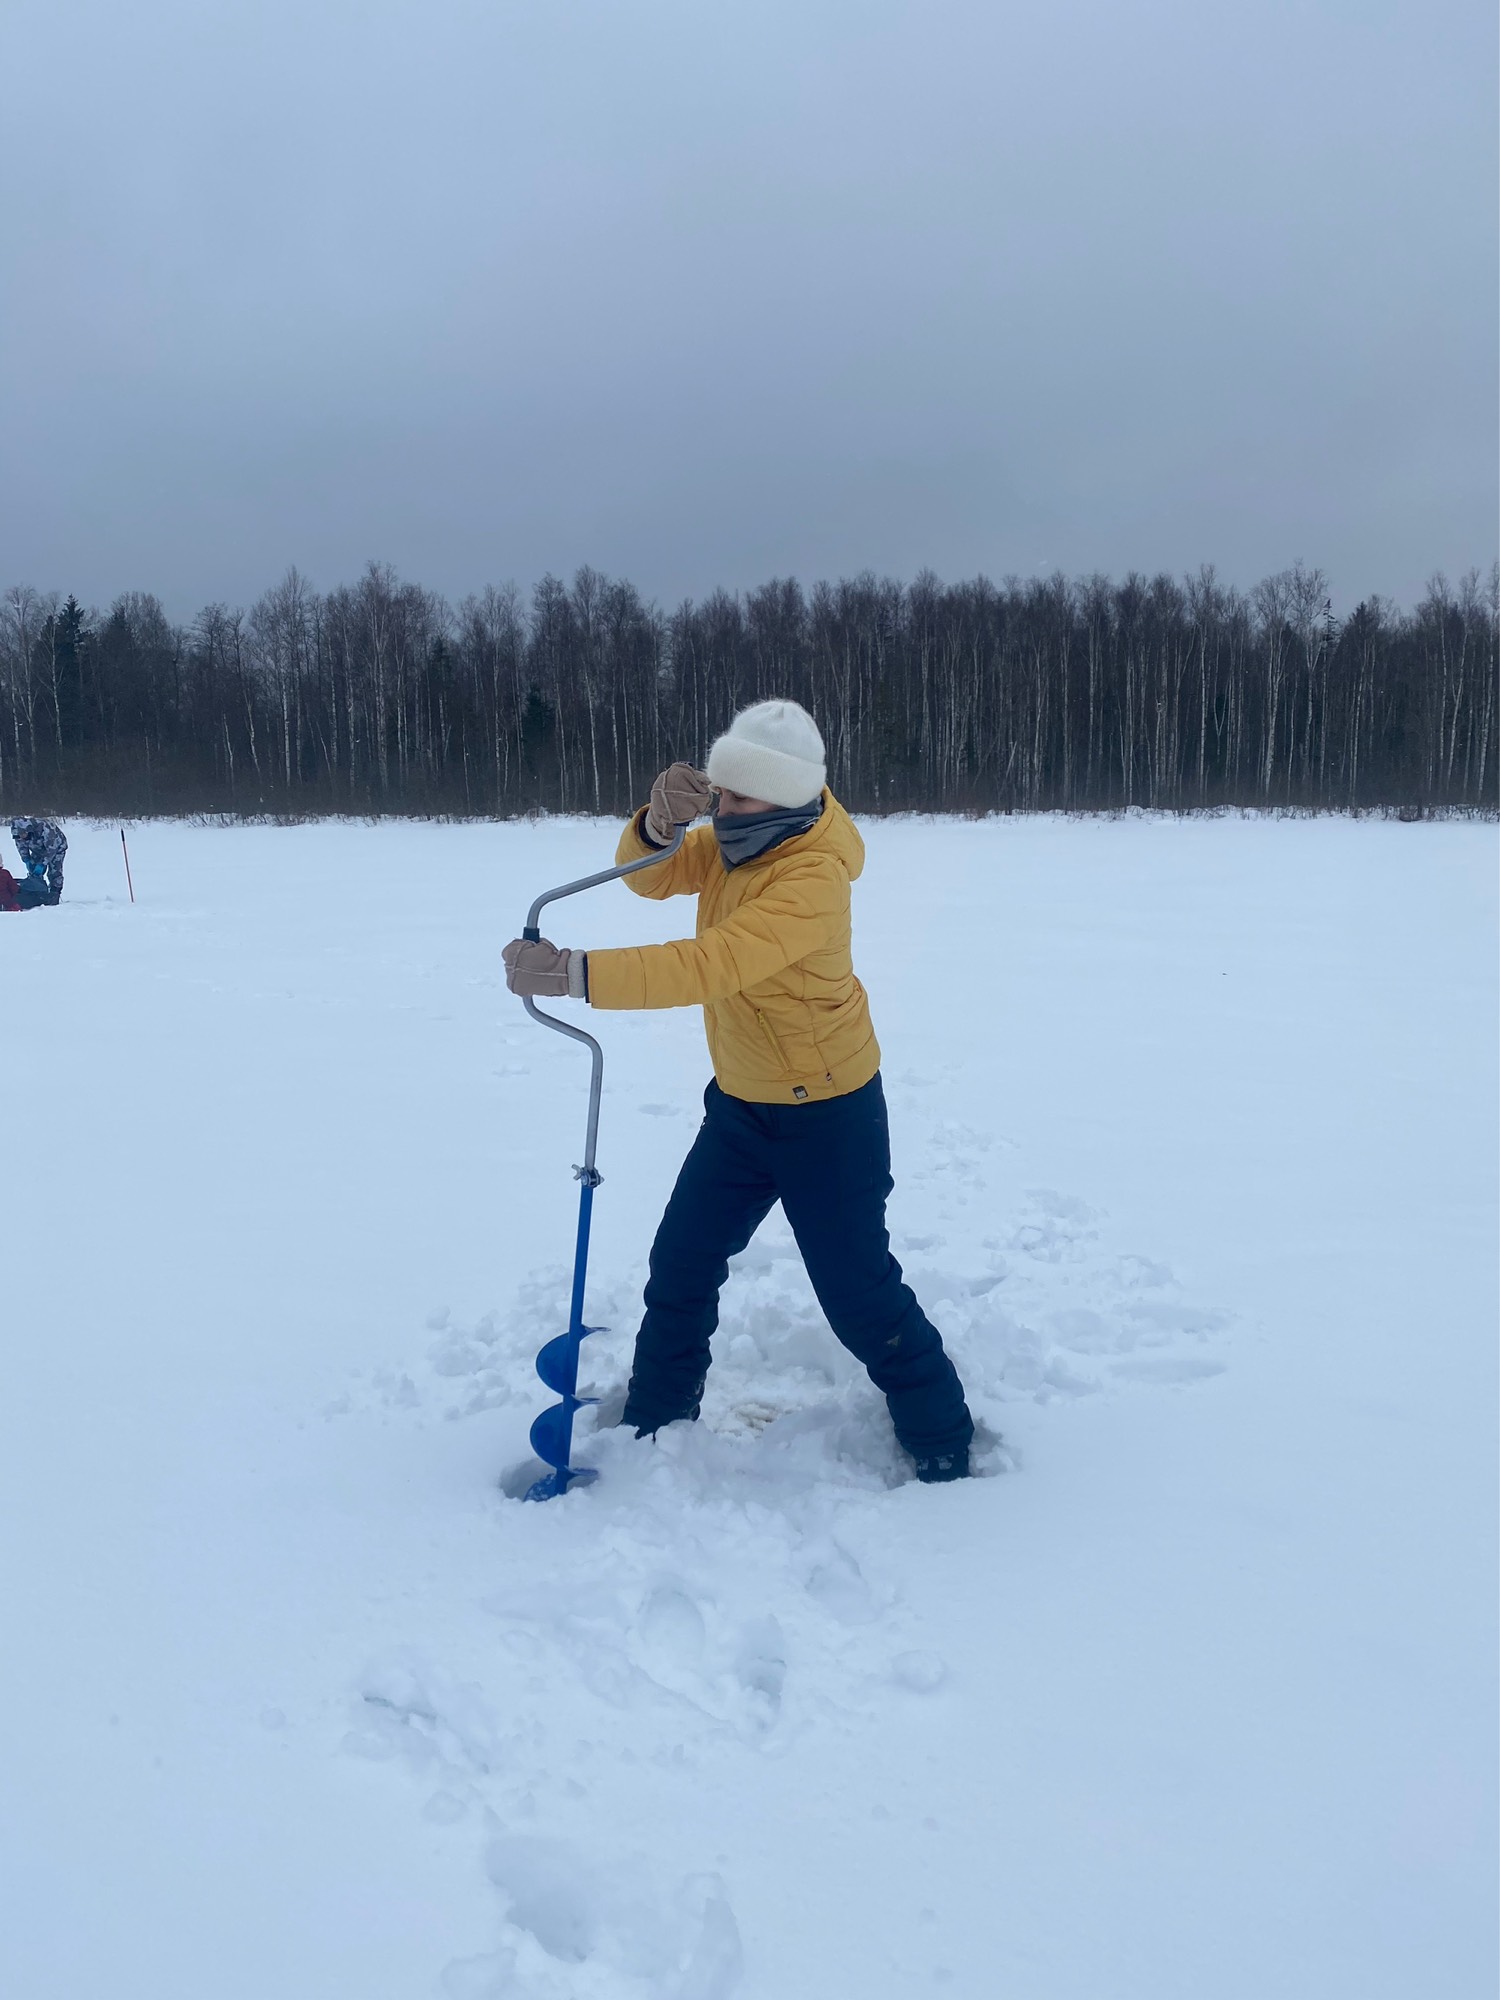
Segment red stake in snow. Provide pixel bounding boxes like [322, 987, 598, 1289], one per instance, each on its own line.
[120, 827, 135, 904]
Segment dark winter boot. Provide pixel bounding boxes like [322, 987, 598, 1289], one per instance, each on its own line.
[621, 1374, 705, 1440]
[913, 1445, 970, 1484]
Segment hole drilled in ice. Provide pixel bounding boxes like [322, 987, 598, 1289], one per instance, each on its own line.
[497, 1456, 551, 1500]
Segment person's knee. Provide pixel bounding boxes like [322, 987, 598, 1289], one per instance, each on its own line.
[647, 1227, 731, 1286]
[803, 1248, 909, 1331]
[642, 1276, 725, 1327]
[823, 1282, 953, 1375]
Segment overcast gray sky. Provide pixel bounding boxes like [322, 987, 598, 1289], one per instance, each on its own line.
[2, 0, 1494, 618]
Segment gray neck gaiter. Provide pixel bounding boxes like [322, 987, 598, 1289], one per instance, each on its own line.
[713, 795, 824, 870]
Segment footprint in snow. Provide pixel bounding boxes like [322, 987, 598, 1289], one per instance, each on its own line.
[635, 1585, 707, 1668]
[891, 1650, 948, 1694]
[628, 1586, 789, 1739]
[448, 1838, 744, 2000]
[734, 1615, 787, 1726]
[802, 1546, 878, 1625]
[1109, 1356, 1228, 1386]
[1125, 1299, 1233, 1338]
[346, 1650, 504, 1782]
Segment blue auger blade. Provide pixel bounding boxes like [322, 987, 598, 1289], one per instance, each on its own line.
[523, 1465, 599, 1502]
[535, 1335, 575, 1397]
[535, 1328, 603, 1398]
[524, 1395, 600, 1501]
[529, 1402, 576, 1467]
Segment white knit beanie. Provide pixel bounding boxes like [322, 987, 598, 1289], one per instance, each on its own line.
[706, 699, 827, 809]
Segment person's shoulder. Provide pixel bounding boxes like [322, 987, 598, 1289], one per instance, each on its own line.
[757, 846, 847, 900]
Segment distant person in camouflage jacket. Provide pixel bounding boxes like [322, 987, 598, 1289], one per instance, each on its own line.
[9, 817, 67, 906]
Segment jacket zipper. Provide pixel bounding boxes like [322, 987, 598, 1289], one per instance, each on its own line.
[754, 1009, 790, 1074]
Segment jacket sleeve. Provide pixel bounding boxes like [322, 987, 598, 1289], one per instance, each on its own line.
[588, 856, 843, 1010]
[615, 809, 716, 900]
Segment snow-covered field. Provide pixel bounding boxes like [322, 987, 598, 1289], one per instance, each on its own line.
[3, 813, 1495, 2000]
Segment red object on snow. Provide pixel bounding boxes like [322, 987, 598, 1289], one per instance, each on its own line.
[0, 867, 20, 913]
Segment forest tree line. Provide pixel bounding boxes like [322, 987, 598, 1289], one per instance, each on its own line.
[0, 560, 1494, 817]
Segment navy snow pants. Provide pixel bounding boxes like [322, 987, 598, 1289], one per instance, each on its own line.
[625, 1074, 974, 1462]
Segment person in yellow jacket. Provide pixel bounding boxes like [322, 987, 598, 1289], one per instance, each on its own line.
[503, 699, 974, 1481]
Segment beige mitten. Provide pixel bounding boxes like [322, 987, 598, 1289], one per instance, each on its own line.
[502, 938, 587, 999]
[645, 762, 712, 843]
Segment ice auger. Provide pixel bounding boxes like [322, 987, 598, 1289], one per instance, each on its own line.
[516, 821, 687, 1500]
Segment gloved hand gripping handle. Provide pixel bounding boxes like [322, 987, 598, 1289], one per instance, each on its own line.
[516, 821, 688, 1501]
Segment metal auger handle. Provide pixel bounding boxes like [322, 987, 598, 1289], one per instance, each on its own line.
[518, 821, 686, 1182]
[521, 818, 687, 942]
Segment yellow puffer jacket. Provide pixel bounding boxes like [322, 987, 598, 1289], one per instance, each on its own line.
[585, 791, 881, 1104]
